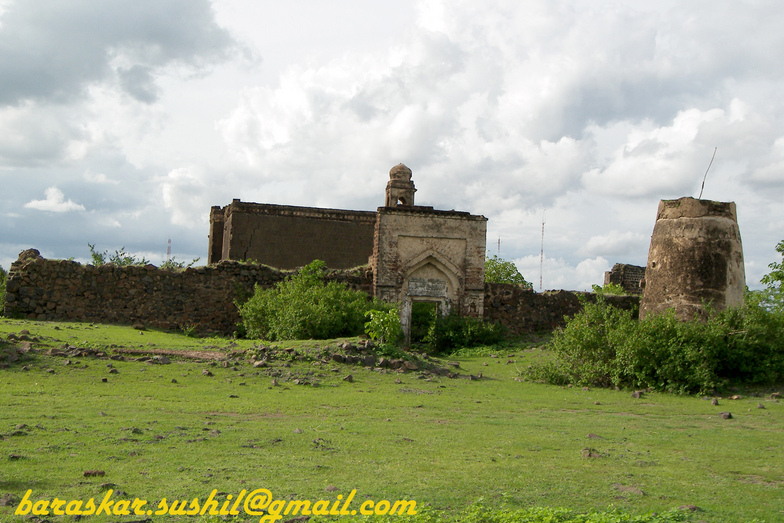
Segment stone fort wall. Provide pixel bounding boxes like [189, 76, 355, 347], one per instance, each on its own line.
[3, 250, 371, 335]
[3, 250, 639, 336]
[603, 263, 646, 295]
[209, 200, 377, 270]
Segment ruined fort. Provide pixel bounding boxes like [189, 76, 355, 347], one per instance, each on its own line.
[3, 165, 745, 334]
[2, 164, 637, 336]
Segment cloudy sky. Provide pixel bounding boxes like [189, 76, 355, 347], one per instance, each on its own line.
[1, 0, 783, 291]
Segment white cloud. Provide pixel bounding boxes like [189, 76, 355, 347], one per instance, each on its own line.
[580, 230, 649, 258]
[24, 187, 86, 212]
[515, 254, 611, 292]
[160, 167, 212, 227]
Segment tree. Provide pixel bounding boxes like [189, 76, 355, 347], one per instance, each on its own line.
[761, 240, 784, 310]
[484, 255, 532, 288]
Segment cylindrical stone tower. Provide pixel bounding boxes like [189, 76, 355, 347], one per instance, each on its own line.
[639, 197, 746, 321]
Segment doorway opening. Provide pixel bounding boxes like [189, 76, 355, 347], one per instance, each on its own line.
[410, 301, 440, 347]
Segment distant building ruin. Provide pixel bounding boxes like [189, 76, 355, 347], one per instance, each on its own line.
[603, 263, 645, 295]
[208, 201, 376, 269]
[639, 197, 746, 320]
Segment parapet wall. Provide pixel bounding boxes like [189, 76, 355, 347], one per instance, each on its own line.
[3, 250, 639, 337]
[3, 250, 372, 335]
[484, 283, 639, 335]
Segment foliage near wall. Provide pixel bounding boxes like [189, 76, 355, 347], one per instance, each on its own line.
[523, 295, 784, 394]
[238, 260, 393, 340]
[3, 250, 371, 335]
[0, 265, 6, 313]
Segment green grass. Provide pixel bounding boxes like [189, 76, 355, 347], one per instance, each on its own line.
[1, 318, 782, 522]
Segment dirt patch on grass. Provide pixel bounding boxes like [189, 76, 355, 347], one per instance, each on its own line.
[736, 475, 784, 486]
[113, 347, 228, 361]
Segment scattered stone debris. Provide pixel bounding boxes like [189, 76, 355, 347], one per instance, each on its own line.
[581, 448, 602, 459]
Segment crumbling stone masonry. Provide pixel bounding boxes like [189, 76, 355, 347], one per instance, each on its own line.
[603, 263, 645, 295]
[639, 197, 746, 320]
[484, 284, 639, 335]
[3, 249, 631, 336]
[3, 249, 371, 335]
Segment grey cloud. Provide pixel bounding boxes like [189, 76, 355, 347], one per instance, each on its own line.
[117, 66, 159, 103]
[0, 0, 238, 106]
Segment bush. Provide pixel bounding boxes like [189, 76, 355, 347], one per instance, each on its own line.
[364, 308, 403, 345]
[524, 295, 784, 394]
[424, 309, 505, 354]
[591, 282, 626, 295]
[0, 265, 6, 315]
[238, 260, 394, 341]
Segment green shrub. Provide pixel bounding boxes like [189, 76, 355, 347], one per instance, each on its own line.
[524, 295, 784, 394]
[0, 265, 6, 315]
[424, 309, 505, 354]
[364, 308, 403, 345]
[591, 282, 626, 295]
[238, 260, 393, 341]
[160, 256, 200, 269]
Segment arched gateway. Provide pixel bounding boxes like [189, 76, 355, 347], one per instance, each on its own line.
[372, 165, 487, 345]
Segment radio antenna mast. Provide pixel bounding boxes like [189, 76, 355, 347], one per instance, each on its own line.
[698, 147, 717, 199]
[539, 211, 546, 292]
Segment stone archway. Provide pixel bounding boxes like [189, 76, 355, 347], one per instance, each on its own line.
[399, 253, 460, 346]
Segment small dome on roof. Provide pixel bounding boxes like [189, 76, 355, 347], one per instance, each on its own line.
[389, 163, 412, 181]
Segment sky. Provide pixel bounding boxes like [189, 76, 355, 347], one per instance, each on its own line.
[1, 0, 783, 291]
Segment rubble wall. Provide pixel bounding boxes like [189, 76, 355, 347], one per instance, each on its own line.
[4, 250, 639, 337]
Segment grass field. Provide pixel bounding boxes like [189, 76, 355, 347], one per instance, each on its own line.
[1, 317, 782, 522]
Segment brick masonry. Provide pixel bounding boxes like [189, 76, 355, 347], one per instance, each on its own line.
[208, 200, 377, 270]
